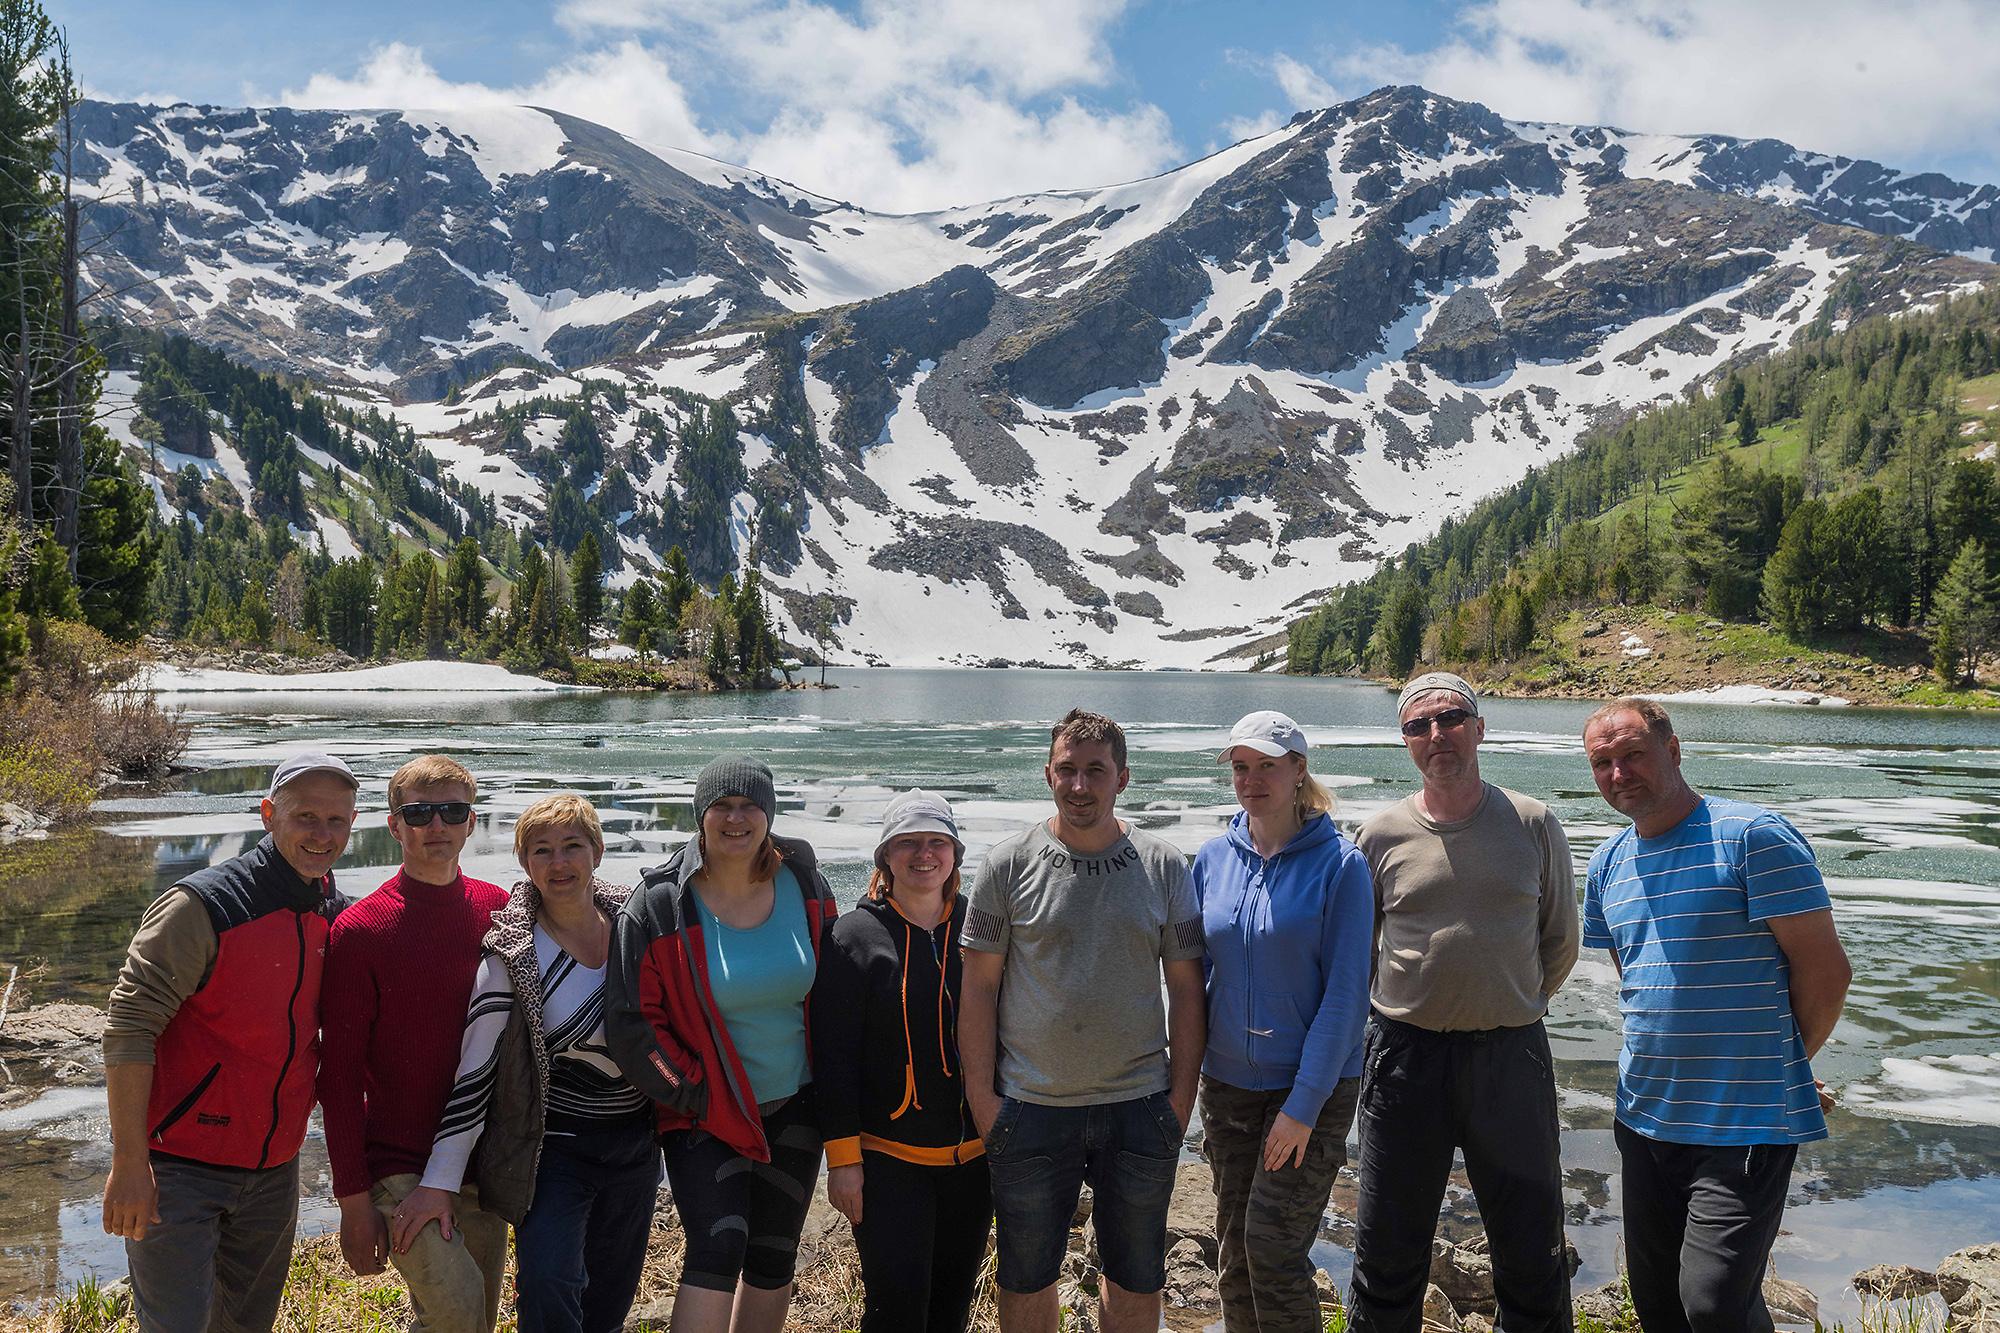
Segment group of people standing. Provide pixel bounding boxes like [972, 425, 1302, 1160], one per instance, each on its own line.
[100, 673, 1850, 1333]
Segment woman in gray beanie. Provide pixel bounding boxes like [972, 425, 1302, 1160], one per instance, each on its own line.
[810, 790, 991, 1332]
[603, 756, 838, 1333]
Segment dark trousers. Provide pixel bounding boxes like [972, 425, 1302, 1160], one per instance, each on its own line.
[1202, 1075, 1362, 1333]
[1615, 1120, 1797, 1333]
[514, 1119, 660, 1333]
[1348, 1014, 1571, 1333]
[852, 1151, 992, 1333]
[125, 1155, 299, 1333]
[661, 1087, 824, 1292]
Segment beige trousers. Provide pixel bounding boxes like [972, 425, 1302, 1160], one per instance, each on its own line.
[369, 1172, 510, 1332]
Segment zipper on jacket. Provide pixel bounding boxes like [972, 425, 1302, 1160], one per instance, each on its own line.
[257, 912, 308, 1169]
[151, 1062, 222, 1141]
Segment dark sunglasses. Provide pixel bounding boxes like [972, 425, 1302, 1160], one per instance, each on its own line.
[1400, 708, 1473, 739]
[396, 801, 474, 827]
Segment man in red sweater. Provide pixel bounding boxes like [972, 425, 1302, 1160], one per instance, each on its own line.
[320, 754, 510, 1332]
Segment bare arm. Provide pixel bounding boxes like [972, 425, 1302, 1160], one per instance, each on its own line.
[102, 1063, 160, 1239]
[1163, 956, 1206, 1132]
[1766, 908, 1850, 1057]
[959, 948, 1004, 1139]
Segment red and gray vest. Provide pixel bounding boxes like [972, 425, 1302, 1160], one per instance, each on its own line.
[147, 836, 343, 1169]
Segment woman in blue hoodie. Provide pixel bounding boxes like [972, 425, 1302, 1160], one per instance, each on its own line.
[1195, 710, 1375, 1333]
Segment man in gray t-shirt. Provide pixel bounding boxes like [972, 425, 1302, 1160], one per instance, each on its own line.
[961, 709, 1206, 1333]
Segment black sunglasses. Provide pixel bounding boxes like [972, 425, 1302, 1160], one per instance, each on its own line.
[1400, 708, 1473, 739]
[397, 801, 474, 827]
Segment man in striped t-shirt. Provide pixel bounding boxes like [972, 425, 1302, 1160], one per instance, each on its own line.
[1582, 698, 1850, 1333]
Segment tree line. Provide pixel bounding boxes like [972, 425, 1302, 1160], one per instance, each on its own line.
[1288, 287, 2000, 687]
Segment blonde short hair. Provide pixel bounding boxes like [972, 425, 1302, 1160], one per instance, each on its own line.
[388, 754, 477, 812]
[514, 794, 605, 862]
[1298, 771, 1336, 822]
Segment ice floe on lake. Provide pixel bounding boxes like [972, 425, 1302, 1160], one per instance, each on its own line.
[130, 662, 594, 694]
[1844, 1053, 2000, 1127]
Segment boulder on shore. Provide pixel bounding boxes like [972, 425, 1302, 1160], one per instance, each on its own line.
[1939, 1243, 2000, 1330]
[1852, 1263, 1940, 1301]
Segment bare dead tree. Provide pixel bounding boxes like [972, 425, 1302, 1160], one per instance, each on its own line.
[51, 30, 79, 570]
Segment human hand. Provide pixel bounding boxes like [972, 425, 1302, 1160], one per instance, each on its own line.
[1262, 1111, 1312, 1171]
[391, 1185, 456, 1254]
[338, 1194, 390, 1275]
[970, 1091, 1002, 1141]
[1816, 1079, 1836, 1114]
[102, 1155, 161, 1240]
[1169, 1087, 1195, 1135]
[827, 1163, 864, 1227]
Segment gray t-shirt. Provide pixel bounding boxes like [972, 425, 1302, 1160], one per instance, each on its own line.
[962, 821, 1204, 1106]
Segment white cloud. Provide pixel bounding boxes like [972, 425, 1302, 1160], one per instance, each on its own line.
[267, 0, 1186, 213]
[1315, 0, 2000, 177]
[274, 40, 717, 158]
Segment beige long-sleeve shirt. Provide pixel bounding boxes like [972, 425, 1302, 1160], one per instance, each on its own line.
[1356, 783, 1580, 1032]
[103, 887, 217, 1066]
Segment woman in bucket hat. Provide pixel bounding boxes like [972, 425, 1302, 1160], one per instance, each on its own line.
[604, 756, 838, 1333]
[811, 789, 991, 1332]
[1195, 712, 1374, 1332]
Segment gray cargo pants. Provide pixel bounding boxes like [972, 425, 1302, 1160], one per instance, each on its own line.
[125, 1155, 299, 1333]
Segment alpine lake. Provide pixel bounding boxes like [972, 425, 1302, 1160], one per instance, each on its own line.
[1, 668, 1996, 1322]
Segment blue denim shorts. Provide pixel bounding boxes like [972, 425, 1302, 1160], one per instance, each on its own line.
[983, 1089, 1182, 1294]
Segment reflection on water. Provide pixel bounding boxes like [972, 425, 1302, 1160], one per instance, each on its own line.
[3, 669, 1998, 1316]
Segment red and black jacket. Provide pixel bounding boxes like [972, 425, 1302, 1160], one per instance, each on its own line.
[811, 893, 982, 1169]
[604, 834, 838, 1163]
[149, 836, 343, 1169]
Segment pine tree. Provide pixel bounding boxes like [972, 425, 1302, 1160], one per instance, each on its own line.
[420, 561, 448, 659]
[446, 536, 487, 638]
[571, 530, 604, 646]
[705, 622, 731, 680]
[620, 578, 657, 656]
[1932, 540, 1998, 685]
[1763, 499, 1833, 637]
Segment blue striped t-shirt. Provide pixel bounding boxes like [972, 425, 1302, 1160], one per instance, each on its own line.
[1583, 796, 1830, 1146]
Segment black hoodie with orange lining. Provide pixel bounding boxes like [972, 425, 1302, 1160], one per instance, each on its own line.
[810, 892, 983, 1169]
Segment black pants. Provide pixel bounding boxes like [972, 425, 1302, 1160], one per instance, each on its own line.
[1615, 1120, 1797, 1333]
[852, 1151, 992, 1333]
[1348, 1014, 1571, 1333]
[660, 1088, 824, 1293]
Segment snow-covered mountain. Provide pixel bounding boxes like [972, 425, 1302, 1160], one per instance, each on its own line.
[76, 86, 1998, 667]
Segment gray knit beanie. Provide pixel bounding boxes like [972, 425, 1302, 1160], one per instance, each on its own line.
[693, 755, 777, 826]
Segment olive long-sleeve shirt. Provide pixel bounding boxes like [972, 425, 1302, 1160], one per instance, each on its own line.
[1356, 783, 1580, 1032]
[104, 887, 218, 1066]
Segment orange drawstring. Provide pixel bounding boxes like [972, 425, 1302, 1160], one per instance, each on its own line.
[891, 921, 921, 1118]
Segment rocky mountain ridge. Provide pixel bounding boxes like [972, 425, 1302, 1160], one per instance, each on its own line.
[77, 86, 1999, 667]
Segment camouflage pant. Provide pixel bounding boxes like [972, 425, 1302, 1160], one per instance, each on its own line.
[1201, 1074, 1361, 1333]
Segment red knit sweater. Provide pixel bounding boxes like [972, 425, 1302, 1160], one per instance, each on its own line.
[318, 869, 509, 1199]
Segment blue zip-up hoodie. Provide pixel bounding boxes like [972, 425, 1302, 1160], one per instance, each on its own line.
[1194, 810, 1374, 1125]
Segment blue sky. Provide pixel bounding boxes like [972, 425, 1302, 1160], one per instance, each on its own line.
[52, 0, 2000, 212]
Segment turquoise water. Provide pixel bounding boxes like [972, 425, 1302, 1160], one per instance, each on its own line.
[3, 668, 1997, 1317]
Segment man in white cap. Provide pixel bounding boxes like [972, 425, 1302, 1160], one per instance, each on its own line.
[102, 751, 359, 1333]
[1348, 673, 1580, 1333]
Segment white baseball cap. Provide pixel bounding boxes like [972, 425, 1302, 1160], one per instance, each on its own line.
[1217, 710, 1308, 762]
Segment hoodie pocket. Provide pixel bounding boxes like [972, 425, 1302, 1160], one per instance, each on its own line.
[1249, 991, 1309, 1068]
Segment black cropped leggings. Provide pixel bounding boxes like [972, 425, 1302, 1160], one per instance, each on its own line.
[660, 1089, 824, 1292]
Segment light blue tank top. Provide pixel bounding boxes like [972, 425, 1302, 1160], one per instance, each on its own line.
[697, 864, 813, 1105]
